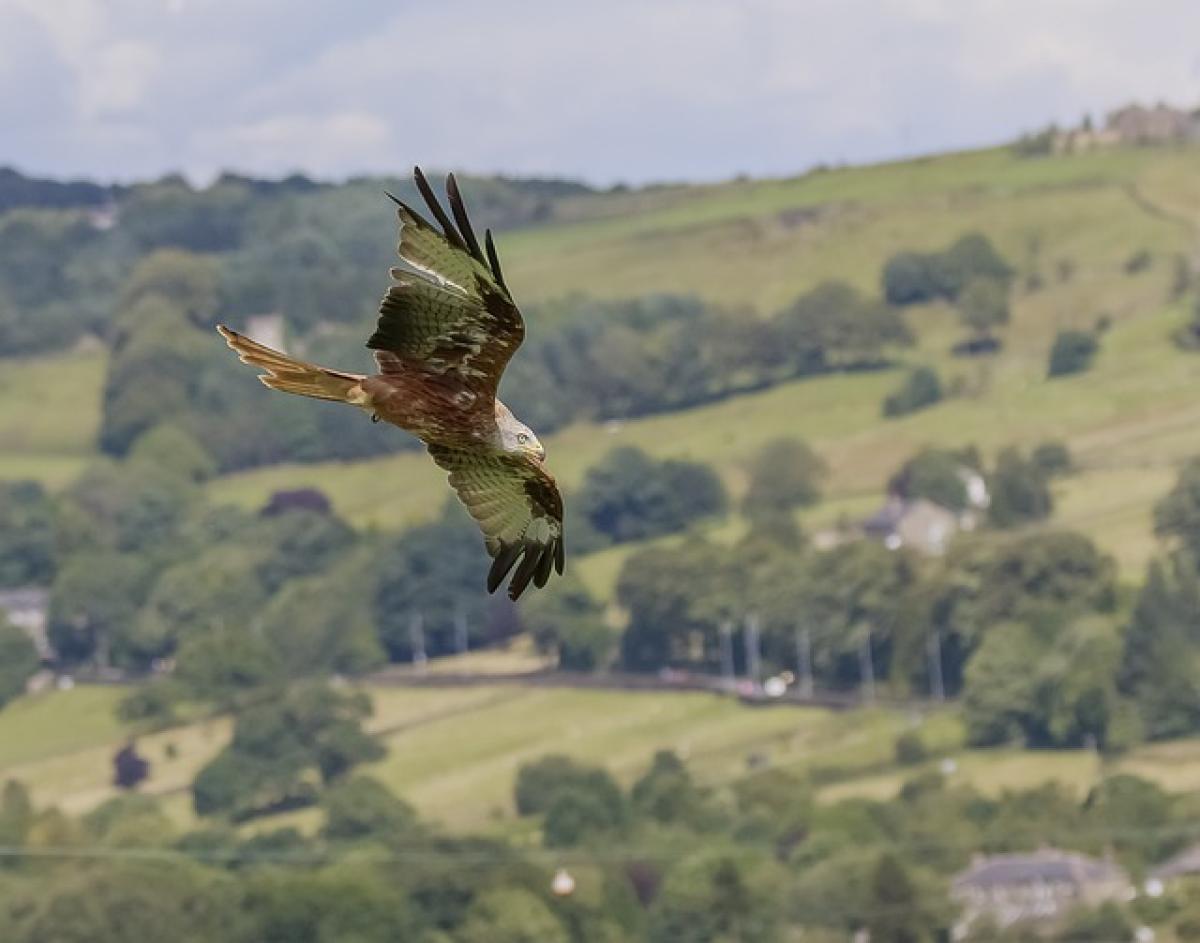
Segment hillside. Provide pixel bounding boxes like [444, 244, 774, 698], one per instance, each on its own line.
[181, 146, 1197, 586]
[4, 146, 1200, 585]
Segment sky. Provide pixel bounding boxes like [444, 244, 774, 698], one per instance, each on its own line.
[3, 0, 1200, 186]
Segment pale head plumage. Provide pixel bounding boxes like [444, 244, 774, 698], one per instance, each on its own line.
[495, 400, 545, 462]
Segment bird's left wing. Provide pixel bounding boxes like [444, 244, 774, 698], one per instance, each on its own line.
[368, 168, 523, 399]
[427, 444, 565, 601]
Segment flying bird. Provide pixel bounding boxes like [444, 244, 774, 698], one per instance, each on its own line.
[217, 167, 563, 600]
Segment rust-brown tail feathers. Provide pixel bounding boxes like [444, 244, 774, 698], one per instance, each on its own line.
[216, 325, 366, 404]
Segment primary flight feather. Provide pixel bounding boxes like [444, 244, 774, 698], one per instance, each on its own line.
[217, 167, 564, 601]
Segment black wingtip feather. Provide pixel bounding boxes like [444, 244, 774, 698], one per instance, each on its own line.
[554, 537, 565, 576]
[508, 544, 541, 601]
[484, 229, 509, 292]
[488, 542, 523, 594]
[383, 190, 403, 207]
[445, 173, 486, 266]
[413, 166, 469, 254]
[533, 543, 555, 589]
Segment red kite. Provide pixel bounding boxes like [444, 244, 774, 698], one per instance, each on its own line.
[218, 168, 563, 600]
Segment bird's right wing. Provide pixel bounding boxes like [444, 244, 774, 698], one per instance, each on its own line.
[427, 444, 565, 601]
[368, 168, 524, 400]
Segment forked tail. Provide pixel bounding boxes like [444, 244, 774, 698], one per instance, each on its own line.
[217, 325, 366, 404]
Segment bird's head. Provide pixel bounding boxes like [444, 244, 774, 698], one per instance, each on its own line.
[496, 402, 546, 462]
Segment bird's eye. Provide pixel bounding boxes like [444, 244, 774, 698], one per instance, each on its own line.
[517, 433, 529, 445]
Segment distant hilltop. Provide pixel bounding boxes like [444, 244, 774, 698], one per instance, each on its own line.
[1042, 100, 1200, 154]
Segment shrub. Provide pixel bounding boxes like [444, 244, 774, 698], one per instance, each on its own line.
[882, 366, 943, 418]
[1124, 248, 1152, 274]
[1032, 441, 1073, 478]
[1048, 329, 1099, 377]
[894, 732, 928, 766]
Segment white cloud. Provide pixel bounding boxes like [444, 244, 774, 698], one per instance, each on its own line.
[80, 40, 163, 118]
[0, 0, 1198, 183]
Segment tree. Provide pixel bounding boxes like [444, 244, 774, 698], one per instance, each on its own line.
[988, 447, 1053, 527]
[119, 248, 222, 328]
[962, 624, 1042, 745]
[631, 751, 709, 826]
[7, 859, 244, 943]
[112, 742, 150, 790]
[882, 233, 1010, 306]
[239, 864, 428, 943]
[259, 553, 386, 679]
[883, 366, 943, 418]
[754, 540, 919, 690]
[1048, 329, 1099, 377]
[889, 448, 972, 511]
[894, 732, 928, 765]
[458, 888, 569, 943]
[1083, 774, 1176, 867]
[320, 776, 420, 843]
[521, 574, 612, 671]
[940, 232, 1013, 296]
[0, 481, 55, 588]
[128, 424, 216, 483]
[925, 531, 1116, 695]
[0, 621, 38, 708]
[1056, 902, 1133, 943]
[1031, 440, 1073, 477]
[1154, 457, 1200, 559]
[616, 541, 745, 672]
[741, 437, 827, 517]
[514, 755, 625, 822]
[193, 683, 385, 820]
[865, 853, 941, 943]
[648, 853, 784, 943]
[47, 551, 155, 664]
[132, 545, 266, 668]
[957, 277, 1010, 339]
[0, 780, 33, 851]
[883, 251, 940, 305]
[577, 447, 727, 546]
[173, 624, 280, 706]
[776, 280, 912, 369]
[1119, 556, 1200, 739]
[373, 506, 493, 663]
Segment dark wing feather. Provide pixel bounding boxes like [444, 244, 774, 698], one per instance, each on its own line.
[368, 168, 523, 397]
[427, 445, 565, 601]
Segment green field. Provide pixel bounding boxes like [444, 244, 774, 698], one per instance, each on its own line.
[9, 680, 1200, 835]
[194, 145, 1200, 582]
[0, 349, 106, 489]
[6, 144, 1200, 834]
[5, 145, 1200, 581]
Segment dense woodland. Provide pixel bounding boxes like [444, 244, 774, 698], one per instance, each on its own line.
[3, 161, 1200, 940]
[3, 744, 1200, 942]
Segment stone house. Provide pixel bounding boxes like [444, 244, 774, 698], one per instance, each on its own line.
[1107, 102, 1200, 144]
[952, 850, 1132, 933]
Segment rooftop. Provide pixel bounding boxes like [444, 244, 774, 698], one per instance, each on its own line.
[954, 850, 1128, 891]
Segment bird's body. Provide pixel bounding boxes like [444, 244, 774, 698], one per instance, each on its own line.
[218, 168, 563, 600]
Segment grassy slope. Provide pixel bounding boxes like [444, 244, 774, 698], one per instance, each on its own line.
[207, 146, 1200, 583]
[0, 350, 106, 489]
[7, 145, 1200, 830]
[7, 681, 1200, 835]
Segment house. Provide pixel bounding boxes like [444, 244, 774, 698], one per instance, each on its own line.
[862, 497, 964, 555]
[952, 850, 1133, 933]
[1106, 102, 1200, 145]
[0, 587, 52, 660]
